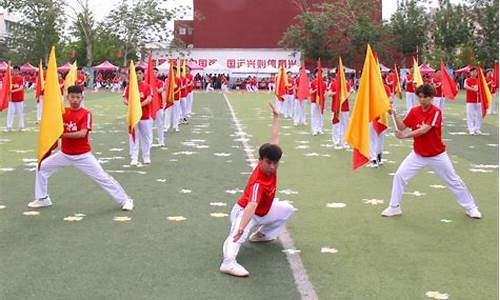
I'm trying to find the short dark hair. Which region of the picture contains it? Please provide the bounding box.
[12,65,20,70]
[67,85,83,94]
[415,84,435,98]
[135,67,144,73]
[153,67,158,71]
[259,143,283,162]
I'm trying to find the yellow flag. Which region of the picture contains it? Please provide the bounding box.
[181,59,186,77]
[64,61,78,92]
[165,62,176,104]
[37,47,64,167]
[345,45,390,170]
[412,57,423,88]
[127,61,142,140]
[337,57,349,105]
[176,59,181,78]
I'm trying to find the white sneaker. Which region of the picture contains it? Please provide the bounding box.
[381,206,402,217]
[219,260,249,277]
[367,160,379,168]
[143,156,151,164]
[130,159,138,166]
[475,130,482,135]
[121,199,134,211]
[175,128,180,133]
[28,197,53,208]
[465,207,482,219]
[249,231,274,243]
[163,128,169,133]
[312,132,318,136]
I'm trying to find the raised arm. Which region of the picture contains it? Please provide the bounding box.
[268,102,280,145]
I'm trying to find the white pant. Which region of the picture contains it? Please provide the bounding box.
[155,109,165,145]
[433,97,444,111]
[221,84,228,92]
[488,92,497,114]
[129,119,153,160]
[206,84,214,92]
[222,201,295,260]
[173,101,181,130]
[275,97,283,114]
[6,101,24,129]
[466,103,482,134]
[164,106,173,132]
[283,94,294,118]
[35,151,129,204]
[332,111,349,146]
[180,97,188,119]
[310,103,323,133]
[405,92,416,114]
[187,91,194,114]
[246,84,253,92]
[111,83,121,93]
[37,98,43,121]
[293,99,307,125]
[252,85,258,92]
[369,124,386,161]
[389,151,477,210]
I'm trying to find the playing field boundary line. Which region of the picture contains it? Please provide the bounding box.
[223,93,319,300]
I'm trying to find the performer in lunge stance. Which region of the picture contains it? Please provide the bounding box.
[220,103,295,277]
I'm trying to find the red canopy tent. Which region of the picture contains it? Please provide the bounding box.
[21,63,38,73]
[454,64,473,74]
[187,61,204,71]
[0,61,8,72]
[419,64,435,74]
[92,60,119,71]
[58,63,73,73]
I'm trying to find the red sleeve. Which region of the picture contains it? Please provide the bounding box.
[79,111,92,131]
[384,85,391,97]
[403,109,415,128]
[426,109,441,128]
[124,85,129,99]
[249,182,263,204]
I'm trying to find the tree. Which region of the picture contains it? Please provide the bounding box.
[1,0,66,63]
[468,0,499,66]
[389,0,429,66]
[65,0,96,67]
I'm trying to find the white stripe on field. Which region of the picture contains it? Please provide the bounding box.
[223,94,318,300]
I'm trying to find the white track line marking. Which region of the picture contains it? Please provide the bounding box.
[223,94,318,300]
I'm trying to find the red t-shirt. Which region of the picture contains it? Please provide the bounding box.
[486,75,497,93]
[384,84,391,98]
[76,74,86,88]
[403,105,445,157]
[174,77,182,101]
[237,162,277,217]
[287,80,295,95]
[125,81,152,120]
[186,73,194,93]
[310,79,326,103]
[180,77,188,98]
[386,73,396,92]
[432,76,443,97]
[406,74,415,93]
[61,108,92,155]
[465,77,479,103]
[11,75,25,102]
[329,80,350,112]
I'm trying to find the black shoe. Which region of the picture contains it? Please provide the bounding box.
[377,153,382,164]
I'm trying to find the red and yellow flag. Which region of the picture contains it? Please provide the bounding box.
[332,57,349,124]
[478,64,492,118]
[345,45,390,170]
[440,62,458,100]
[493,62,499,89]
[393,64,402,99]
[412,57,424,88]
[146,53,160,120]
[37,47,64,167]
[64,61,78,92]
[0,63,11,111]
[274,64,288,101]
[296,63,310,101]
[35,60,44,102]
[165,62,176,105]
[127,61,143,141]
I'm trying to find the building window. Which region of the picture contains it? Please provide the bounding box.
[187,27,193,35]
[179,27,186,35]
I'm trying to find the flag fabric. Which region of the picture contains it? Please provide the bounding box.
[296,63,310,101]
[412,57,424,88]
[146,54,160,120]
[126,61,143,141]
[393,64,402,99]
[316,59,326,113]
[64,61,78,92]
[440,62,458,100]
[165,62,176,106]
[181,59,186,77]
[0,63,11,111]
[176,59,181,79]
[345,45,390,170]
[494,62,499,90]
[37,47,64,167]
[372,57,389,135]
[332,57,349,124]
[35,60,44,102]
[274,64,288,101]
[477,64,492,118]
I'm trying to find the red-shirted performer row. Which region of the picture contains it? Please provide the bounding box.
[381,84,481,219]
[29,85,134,211]
[6,66,25,131]
[220,103,295,277]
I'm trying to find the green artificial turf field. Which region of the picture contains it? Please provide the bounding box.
[0,89,498,299]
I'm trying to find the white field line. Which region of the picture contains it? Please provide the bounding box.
[223,94,318,300]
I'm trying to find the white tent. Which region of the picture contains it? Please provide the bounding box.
[157,61,170,73]
[379,63,391,72]
[259,65,278,74]
[203,61,230,74]
[331,66,356,74]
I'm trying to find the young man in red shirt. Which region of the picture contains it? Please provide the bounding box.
[76,68,87,107]
[220,103,295,277]
[163,71,175,134]
[29,85,134,211]
[486,69,497,114]
[6,66,25,131]
[173,66,182,132]
[179,67,189,124]
[329,72,352,149]
[283,71,295,119]
[185,65,195,116]
[431,70,444,110]
[123,67,153,165]
[368,82,392,167]
[405,70,416,114]
[464,68,482,135]
[152,67,165,147]
[309,69,326,136]
[381,84,481,219]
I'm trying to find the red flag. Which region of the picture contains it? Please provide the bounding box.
[440,62,458,100]
[316,59,326,113]
[0,64,11,111]
[145,53,160,120]
[332,57,349,124]
[274,64,288,101]
[296,63,310,100]
[494,62,499,89]
[393,64,402,99]
[477,64,492,118]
